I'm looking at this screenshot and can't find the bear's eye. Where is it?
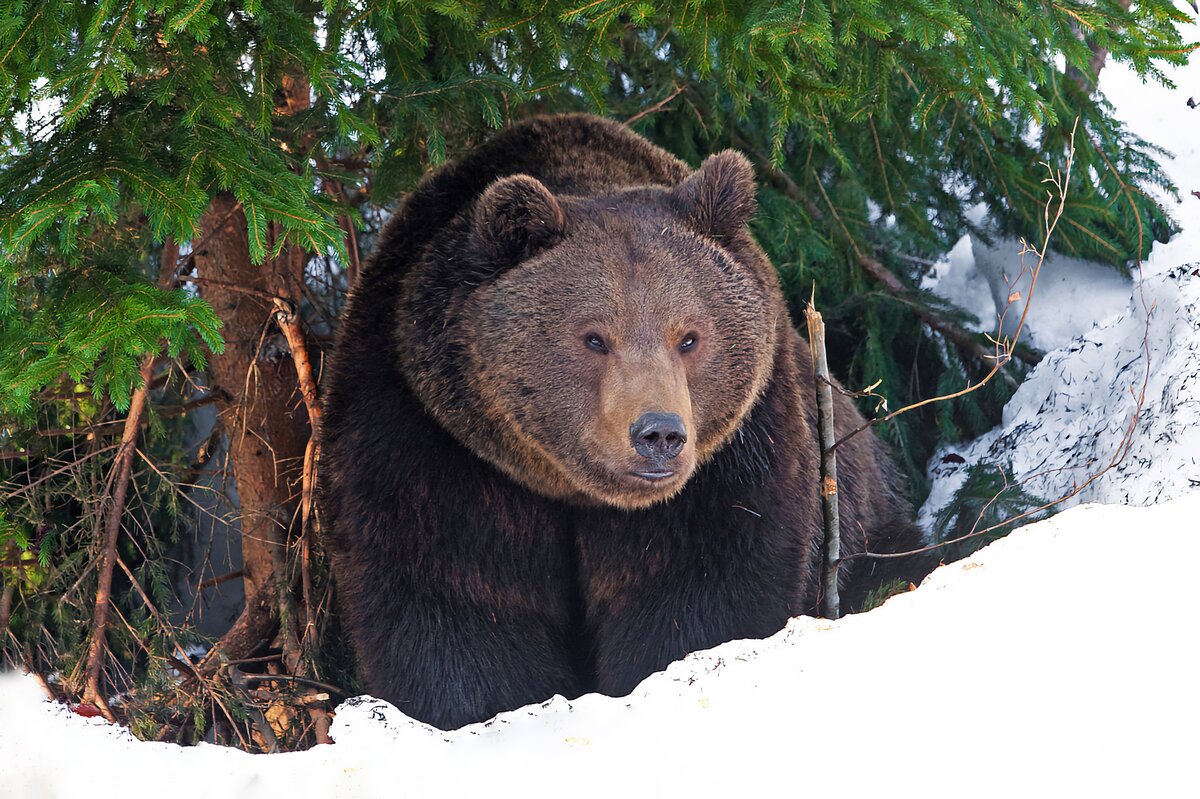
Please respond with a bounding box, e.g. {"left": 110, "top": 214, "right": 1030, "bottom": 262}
{"left": 679, "top": 333, "right": 699, "bottom": 353}
{"left": 584, "top": 333, "right": 609, "bottom": 354}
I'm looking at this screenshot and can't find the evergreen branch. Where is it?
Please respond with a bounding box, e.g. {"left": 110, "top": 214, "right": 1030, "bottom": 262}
{"left": 0, "top": 5, "right": 43, "bottom": 74}
{"left": 60, "top": 0, "right": 138, "bottom": 130}
{"left": 831, "top": 120, "right": 1080, "bottom": 453}
{"left": 167, "top": 0, "right": 215, "bottom": 36}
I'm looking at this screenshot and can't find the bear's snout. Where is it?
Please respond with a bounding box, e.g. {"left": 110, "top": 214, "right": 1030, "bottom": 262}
{"left": 630, "top": 412, "right": 688, "bottom": 460}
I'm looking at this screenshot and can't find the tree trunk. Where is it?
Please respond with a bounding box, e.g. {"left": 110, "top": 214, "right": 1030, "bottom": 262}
{"left": 192, "top": 196, "right": 311, "bottom": 608}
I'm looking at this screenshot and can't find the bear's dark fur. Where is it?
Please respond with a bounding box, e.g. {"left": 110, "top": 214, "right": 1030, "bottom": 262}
{"left": 320, "top": 114, "right": 925, "bottom": 730}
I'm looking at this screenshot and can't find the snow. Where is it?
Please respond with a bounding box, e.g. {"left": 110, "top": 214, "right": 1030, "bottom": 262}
{"left": 919, "top": 263, "right": 1200, "bottom": 530}
{"left": 3, "top": 23, "right": 1199, "bottom": 799}
{"left": 3, "top": 493, "right": 1200, "bottom": 797}
{"left": 921, "top": 233, "right": 1135, "bottom": 353}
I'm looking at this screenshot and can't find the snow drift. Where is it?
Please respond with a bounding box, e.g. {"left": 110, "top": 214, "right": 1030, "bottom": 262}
{"left": 919, "top": 263, "right": 1200, "bottom": 530}
{"left": 3, "top": 493, "right": 1200, "bottom": 799}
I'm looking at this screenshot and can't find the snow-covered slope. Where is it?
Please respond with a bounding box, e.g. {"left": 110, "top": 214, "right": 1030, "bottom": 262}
{"left": 920, "top": 263, "right": 1200, "bottom": 529}
{"left": 3, "top": 493, "right": 1200, "bottom": 799}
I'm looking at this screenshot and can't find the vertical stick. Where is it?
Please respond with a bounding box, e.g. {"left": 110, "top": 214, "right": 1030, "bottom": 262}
{"left": 804, "top": 302, "right": 841, "bottom": 619}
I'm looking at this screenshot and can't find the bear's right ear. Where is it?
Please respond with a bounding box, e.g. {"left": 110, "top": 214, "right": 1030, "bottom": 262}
{"left": 472, "top": 175, "right": 565, "bottom": 267}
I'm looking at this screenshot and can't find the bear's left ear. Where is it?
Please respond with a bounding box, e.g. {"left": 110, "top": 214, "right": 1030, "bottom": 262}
{"left": 472, "top": 174, "right": 565, "bottom": 267}
{"left": 670, "top": 150, "right": 757, "bottom": 241}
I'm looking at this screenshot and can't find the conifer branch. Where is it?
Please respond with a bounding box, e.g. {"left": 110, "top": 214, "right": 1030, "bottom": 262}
{"left": 749, "top": 147, "right": 1038, "bottom": 372}
{"left": 829, "top": 122, "right": 1078, "bottom": 451}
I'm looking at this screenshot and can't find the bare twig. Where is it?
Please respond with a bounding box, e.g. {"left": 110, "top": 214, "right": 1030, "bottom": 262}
{"left": 828, "top": 120, "right": 1079, "bottom": 453}
{"left": 318, "top": 171, "right": 362, "bottom": 288}
{"left": 849, "top": 120, "right": 1155, "bottom": 563}
{"left": 33, "top": 392, "right": 220, "bottom": 439}
{"left": 239, "top": 673, "right": 346, "bottom": 696}
{"left": 198, "top": 569, "right": 244, "bottom": 591}
{"left": 625, "top": 83, "right": 687, "bottom": 126}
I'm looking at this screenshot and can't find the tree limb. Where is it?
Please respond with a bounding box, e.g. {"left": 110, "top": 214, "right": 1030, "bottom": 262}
{"left": 749, "top": 148, "right": 1039, "bottom": 370}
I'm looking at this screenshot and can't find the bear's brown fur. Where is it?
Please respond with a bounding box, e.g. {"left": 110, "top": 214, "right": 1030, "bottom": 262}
{"left": 320, "top": 114, "right": 926, "bottom": 730}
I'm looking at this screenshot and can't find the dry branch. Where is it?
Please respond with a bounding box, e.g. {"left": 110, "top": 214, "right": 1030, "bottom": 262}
{"left": 827, "top": 121, "right": 1080, "bottom": 453}
{"left": 624, "top": 83, "right": 688, "bottom": 126}
{"left": 844, "top": 120, "right": 1155, "bottom": 564}
{"left": 805, "top": 303, "right": 842, "bottom": 619}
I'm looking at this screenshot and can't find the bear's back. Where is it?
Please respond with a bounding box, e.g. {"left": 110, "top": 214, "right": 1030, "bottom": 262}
{"left": 369, "top": 114, "right": 691, "bottom": 284}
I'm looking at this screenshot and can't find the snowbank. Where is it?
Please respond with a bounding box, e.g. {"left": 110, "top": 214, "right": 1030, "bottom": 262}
{"left": 3, "top": 493, "right": 1199, "bottom": 798}
{"left": 919, "top": 263, "right": 1200, "bottom": 529}
{"left": 920, "top": 231, "right": 1136, "bottom": 353}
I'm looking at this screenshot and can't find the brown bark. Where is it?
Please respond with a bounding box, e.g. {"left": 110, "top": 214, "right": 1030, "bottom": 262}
{"left": 1066, "top": 0, "right": 1132, "bottom": 95}
{"left": 80, "top": 337, "right": 154, "bottom": 720}
{"left": 192, "top": 195, "right": 311, "bottom": 605}
{"left": 195, "top": 584, "right": 279, "bottom": 676}
{"left": 0, "top": 581, "right": 14, "bottom": 640}
{"left": 192, "top": 68, "right": 332, "bottom": 745}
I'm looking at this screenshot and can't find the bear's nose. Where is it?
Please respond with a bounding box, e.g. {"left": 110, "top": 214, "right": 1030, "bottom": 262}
{"left": 630, "top": 412, "right": 688, "bottom": 460}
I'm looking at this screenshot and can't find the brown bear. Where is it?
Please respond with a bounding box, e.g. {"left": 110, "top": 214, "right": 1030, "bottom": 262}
{"left": 320, "top": 113, "right": 924, "bottom": 730}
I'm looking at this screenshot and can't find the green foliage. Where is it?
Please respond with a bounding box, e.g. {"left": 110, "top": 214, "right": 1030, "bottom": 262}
{"left": 931, "top": 461, "right": 1054, "bottom": 562}
{"left": 858, "top": 578, "right": 911, "bottom": 613}
{"left": 0, "top": 268, "right": 222, "bottom": 413}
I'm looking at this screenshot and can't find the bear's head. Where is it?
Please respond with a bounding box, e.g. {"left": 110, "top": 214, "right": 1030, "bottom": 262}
{"left": 402, "top": 151, "right": 781, "bottom": 510}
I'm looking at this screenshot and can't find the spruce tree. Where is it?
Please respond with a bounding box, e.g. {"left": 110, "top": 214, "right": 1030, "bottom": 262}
{"left": 0, "top": 1, "right": 1192, "bottom": 748}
